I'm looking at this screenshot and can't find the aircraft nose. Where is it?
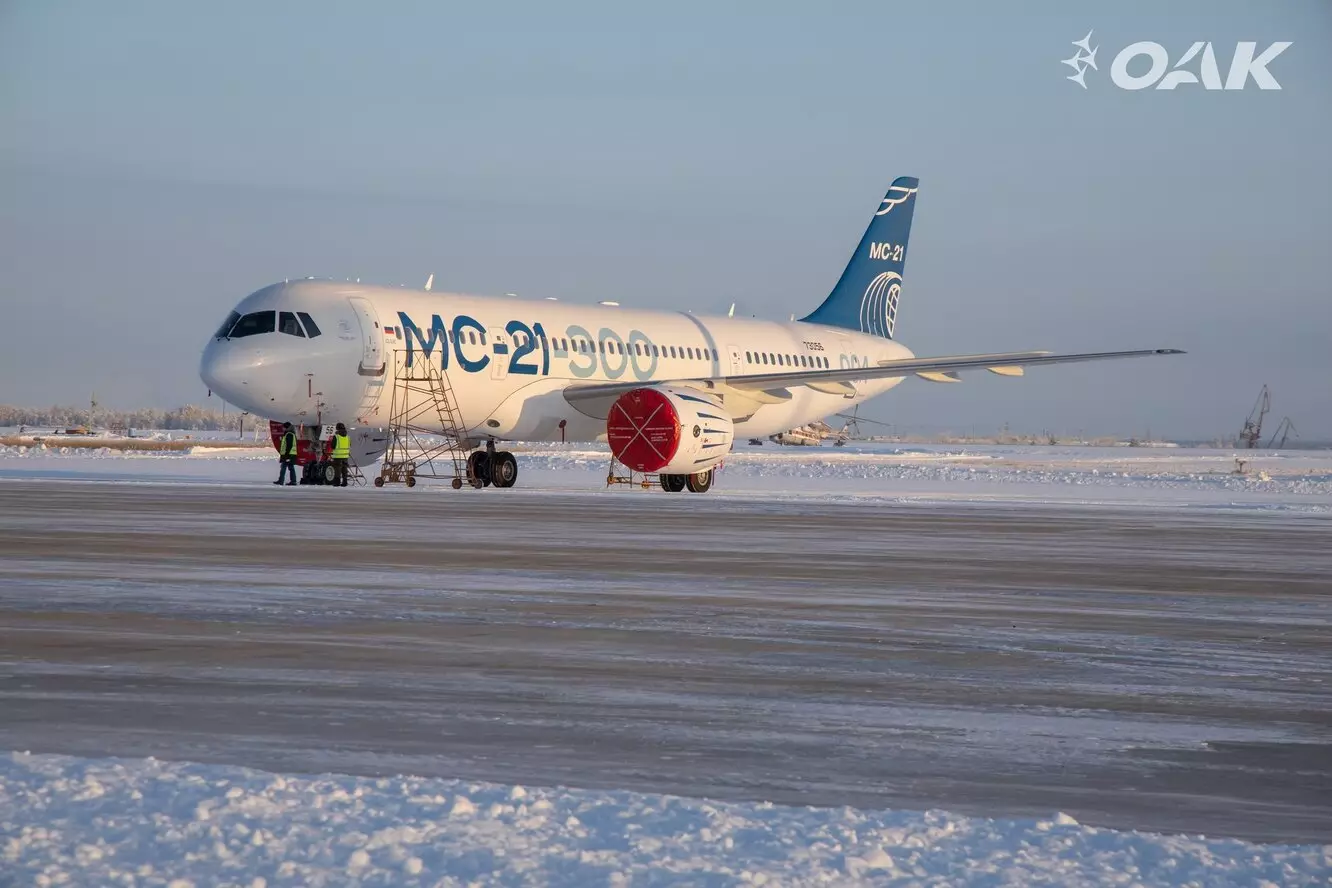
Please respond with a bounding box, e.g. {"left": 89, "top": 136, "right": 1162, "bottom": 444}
{"left": 200, "top": 340, "right": 263, "bottom": 405}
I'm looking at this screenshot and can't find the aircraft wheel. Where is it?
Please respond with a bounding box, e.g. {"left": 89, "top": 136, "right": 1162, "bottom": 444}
{"left": 491, "top": 451, "right": 518, "bottom": 488}
{"left": 660, "top": 473, "right": 686, "bottom": 493}
{"left": 468, "top": 451, "right": 490, "bottom": 488}
{"left": 685, "top": 469, "right": 713, "bottom": 493}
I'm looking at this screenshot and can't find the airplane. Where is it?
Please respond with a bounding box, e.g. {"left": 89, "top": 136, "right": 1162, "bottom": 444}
{"left": 770, "top": 420, "right": 843, "bottom": 447}
{"left": 199, "top": 176, "right": 1182, "bottom": 493}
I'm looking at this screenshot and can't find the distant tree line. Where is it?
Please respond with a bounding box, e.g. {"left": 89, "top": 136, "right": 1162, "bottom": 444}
{"left": 0, "top": 404, "right": 235, "bottom": 431}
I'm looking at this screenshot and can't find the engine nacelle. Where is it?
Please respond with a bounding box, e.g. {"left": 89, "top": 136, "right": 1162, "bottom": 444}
{"left": 607, "top": 386, "right": 735, "bottom": 474}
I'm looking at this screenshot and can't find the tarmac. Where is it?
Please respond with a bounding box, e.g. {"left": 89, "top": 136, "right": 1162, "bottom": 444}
{"left": 1, "top": 479, "right": 1329, "bottom": 842}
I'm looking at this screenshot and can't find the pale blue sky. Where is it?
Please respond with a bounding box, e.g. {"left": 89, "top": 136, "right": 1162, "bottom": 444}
{"left": 3, "top": 1, "right": 1329, "bottom": 437}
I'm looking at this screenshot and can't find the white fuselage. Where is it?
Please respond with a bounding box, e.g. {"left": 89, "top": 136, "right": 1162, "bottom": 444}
{"left": 200, "top": 280, "right": 914, "bottom": 442}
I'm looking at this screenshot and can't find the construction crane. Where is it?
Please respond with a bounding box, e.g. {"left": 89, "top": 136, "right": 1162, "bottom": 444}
{"left": 1265, "top": 417, "right": 1298, "bottom": 449}
{"left": 1238, "top": 385, "right": 1270, "bottom": 448}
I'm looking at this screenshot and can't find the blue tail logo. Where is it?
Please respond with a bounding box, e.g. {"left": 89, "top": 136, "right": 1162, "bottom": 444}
{"left": 800, "top": 176, "right": 919, "bottom": 339}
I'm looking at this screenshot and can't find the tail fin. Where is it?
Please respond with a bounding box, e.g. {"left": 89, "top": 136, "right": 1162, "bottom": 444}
{"left": 799, "top": 176, "right": 919, "bottom": 339}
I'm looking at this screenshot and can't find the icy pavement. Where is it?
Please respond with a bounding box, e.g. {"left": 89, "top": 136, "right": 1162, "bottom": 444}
{"left": 1, "top": 439, "right": 1330, "bottom": 510}
{"left": 3, "top": 753, "right": 1328, "bottom": 888}
{"left": 3, "top": 480, "right": 1330, "bottom": 847}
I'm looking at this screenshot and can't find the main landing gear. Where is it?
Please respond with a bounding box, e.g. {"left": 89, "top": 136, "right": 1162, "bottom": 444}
{"left": 467, "top": 440, "right": 518, "bottom": 489}
{"left": 660, "top": 469, "right": 713, "bottom": 493}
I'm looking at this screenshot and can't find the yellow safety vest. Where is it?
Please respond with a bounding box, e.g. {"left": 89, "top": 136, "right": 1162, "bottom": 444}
{"left": 331, "top": 434, "right": 350, "bottom": 459}
{"left": 279, "top": 432, "right": 297, "bottom": 456}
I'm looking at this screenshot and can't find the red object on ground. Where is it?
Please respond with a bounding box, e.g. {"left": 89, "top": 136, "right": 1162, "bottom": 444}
{"left": 607, "top": 388, "right": 681, "bottom": 472}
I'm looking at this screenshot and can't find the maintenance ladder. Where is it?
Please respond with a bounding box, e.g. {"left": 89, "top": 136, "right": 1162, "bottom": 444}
{"left": 376, "top": 351, "right": 471, "bottom": 489}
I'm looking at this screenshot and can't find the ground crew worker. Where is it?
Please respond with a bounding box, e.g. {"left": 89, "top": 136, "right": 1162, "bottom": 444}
{"left": 275, "top": 422, "right": 298, "bottom": 486}
{"left": 330, "top": 422, "right": 351, "bottom": 487}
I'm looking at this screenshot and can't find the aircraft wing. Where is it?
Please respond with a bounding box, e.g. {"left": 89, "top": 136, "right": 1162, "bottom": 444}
{"left": 563, "top": 348, "right": 1183, "bottom": 419}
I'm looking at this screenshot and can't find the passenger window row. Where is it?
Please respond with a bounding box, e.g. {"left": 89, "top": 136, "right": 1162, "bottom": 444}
{"left": 216, "top": 310, "right": 822, "bottom": 374}
{"left": 496, "top": 333, "right": 721, "bottom": 362}
{"left": 745, "top": 351, "right": 829, "bottom": 369}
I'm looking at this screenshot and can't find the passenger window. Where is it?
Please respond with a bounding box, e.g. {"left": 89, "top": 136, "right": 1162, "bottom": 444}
{"left": 215, "top": 311, "right": 240, "bottom": 338}
{"left": 228, "top": 311, "right": 276, "bottom": 338}
{"left": 296, "top": 312, "right": 321, "bottom": 338}
{"left": 278, "top": 311, "right": 305, "bottom": 337}
{"left": 469, "top": 331, "right": 477, "bottom": 345}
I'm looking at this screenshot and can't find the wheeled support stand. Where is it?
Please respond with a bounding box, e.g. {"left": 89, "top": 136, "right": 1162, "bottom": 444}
{"left": 606, "top": 462, "right": 716, "bottom": 493}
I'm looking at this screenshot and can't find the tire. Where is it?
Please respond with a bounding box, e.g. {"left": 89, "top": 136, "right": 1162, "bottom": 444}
{"left": 406, "top": 475, "right": 416, "bottom": 488}
{"left": 660, "top": 473, "right": 686, "bottom": 493}
{"left": 468, "top": 451, "right": 491, "bottom": 488}
{"left": 685, "top": 469, "right": 713, "bottom": 493}
{"left": 322, "top": 463, "right": 337, "bottom": 485}
{"left": 373, "top": 475, "right": 385, "bottom": 488}
{"left": 491, "top": 451, "right": 518, "bottom": 488}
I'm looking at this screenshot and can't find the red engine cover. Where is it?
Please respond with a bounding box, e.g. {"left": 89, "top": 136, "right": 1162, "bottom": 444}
{"left": 607, "top": 388, "right": 682, "bottom": 472}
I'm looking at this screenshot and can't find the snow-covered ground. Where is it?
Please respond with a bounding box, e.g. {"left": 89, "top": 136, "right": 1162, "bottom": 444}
{"left": 4, "top": 753, "right": 1328, "bottom": 888}
{"left": 1, "top": 436, "right": 1329, "bottom": 511}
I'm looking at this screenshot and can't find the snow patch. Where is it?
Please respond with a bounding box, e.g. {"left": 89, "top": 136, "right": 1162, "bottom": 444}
{"left": 2, "top": 752, "right": 1328, "bottom": 887}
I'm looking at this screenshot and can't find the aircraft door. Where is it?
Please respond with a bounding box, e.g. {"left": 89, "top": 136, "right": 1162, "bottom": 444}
{"left": 348, "top": 297, "right": 385, "bottom": 376}
{"left": 726, "top": 344, "right": 744, "bottom": 377}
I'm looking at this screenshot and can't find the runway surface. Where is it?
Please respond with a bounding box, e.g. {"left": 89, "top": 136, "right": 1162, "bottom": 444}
{"left": 1, "top": 479, "right": 1329, "bottom": 843}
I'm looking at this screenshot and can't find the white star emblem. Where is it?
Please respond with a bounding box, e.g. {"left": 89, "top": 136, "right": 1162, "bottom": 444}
{"left": 1063, "top": 30, "right": 1099, "bottom": 89}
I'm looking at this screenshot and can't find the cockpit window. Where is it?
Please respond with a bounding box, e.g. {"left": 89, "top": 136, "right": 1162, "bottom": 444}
{"left": 297, "top": 312, "right": 321, "bottom": 338}
{"left": 228, "top": 311, "right": 276, "bottom": 338}
{"left": 278, "top": 311, "right": 306, "bottom": 337}
{"left": 215, "top": 311, "right": 241, "bottom": 338}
